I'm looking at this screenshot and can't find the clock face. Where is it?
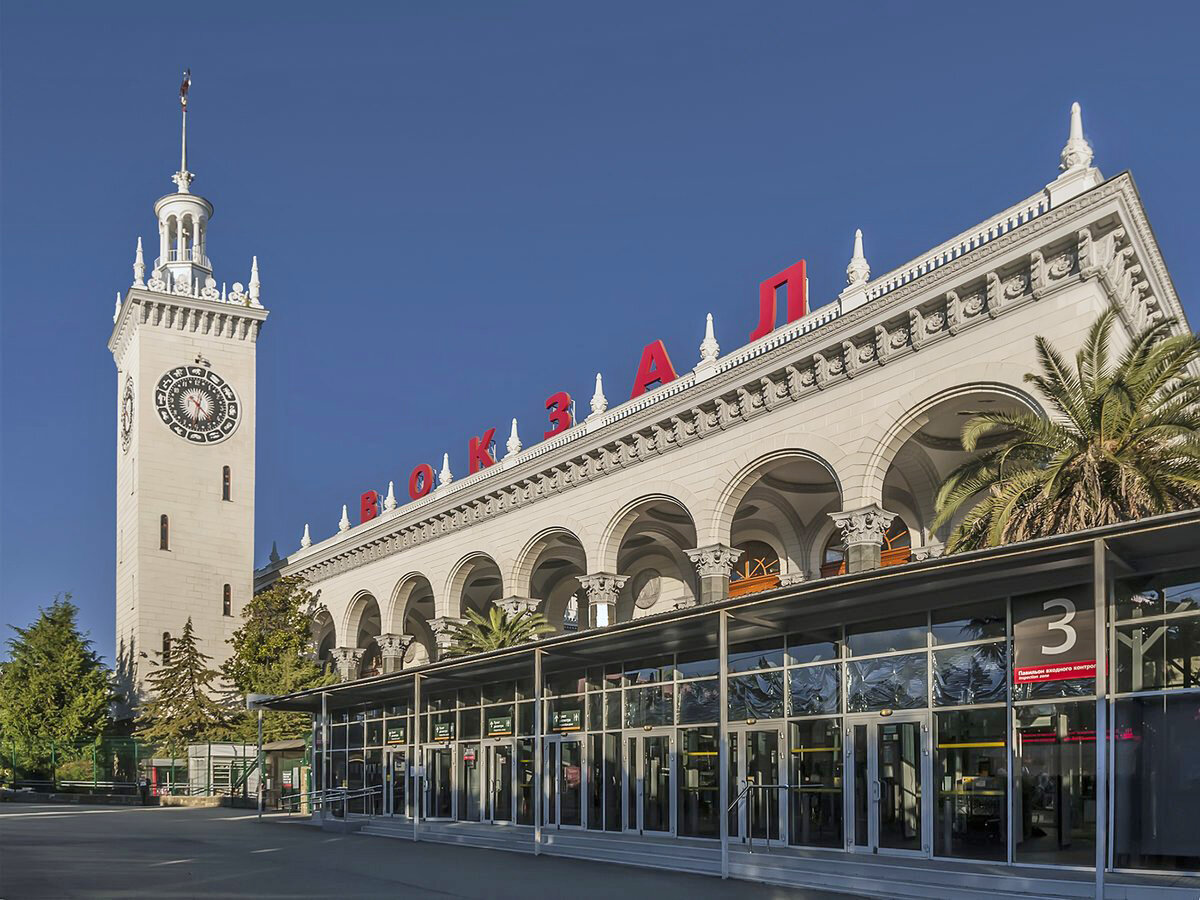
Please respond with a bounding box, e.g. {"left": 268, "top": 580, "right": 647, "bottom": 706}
{"left": 120, "top": 376, "right": 135, "bottom": 454}
{"left": 154, "top": 365, "right": 240, "bottom": 444}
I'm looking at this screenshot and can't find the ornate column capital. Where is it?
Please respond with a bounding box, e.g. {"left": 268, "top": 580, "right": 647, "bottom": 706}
{"left": 830, "top": 504, "right": 896, "bottom": 547}
{"left": 428, "top": 616, "right": 464, "bottom": 657}
{"left": 495, "top": 596, "right": 541, "bottom": 618}
{"left": 685, "top": 543, "right": 743, "bottom": 579}
{"left": 577, "top": 573, "right": 628, "bottom": 629}
{"left": 329, "top": 646, "right": 362, "bottom": 682}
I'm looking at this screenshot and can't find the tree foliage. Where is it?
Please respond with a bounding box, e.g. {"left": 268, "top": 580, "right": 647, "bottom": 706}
{"left": 221, "top": 575, "right": 336, "bottom": 743}
{"left": 136, "top": 618, "right": 231, "bottom": 757}
{"left": 934, "top": 308, "right": 1200, "bottom": 552}
{"left": 0, "top": 596, "right": 112, "bottom": 771}
{"left": 443, "top": 606, "right": 556, "bottom": 657}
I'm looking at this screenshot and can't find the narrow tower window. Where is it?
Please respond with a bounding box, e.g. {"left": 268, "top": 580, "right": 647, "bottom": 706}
{"left": 162, "top": 632, "right": 172, "bottom": 663}
{"left": 222, "top": 466, "right": 232, "bottom": 501}
{"left": 160, "top": 514, "right": 170, "bottom": 550}
{"left": 223, "top": 584, "right": 232, "bottom": 617}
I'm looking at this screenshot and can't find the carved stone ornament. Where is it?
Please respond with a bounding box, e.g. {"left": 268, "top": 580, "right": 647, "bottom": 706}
{"left": 377, "top": 632, "right": 415, "bottom": 659}
{"left": 1048, "top": 252, "right": 1075, "bottom": 279}
{"left": 685, "top": 543, "right": 743, "bottom": 578}
{"left": 147, "top": 270, "right": 167, "bottom": 293}
{"left": 962, "top": 291, "right": 985, "bottom": 316}
{"left": 925, "top": 311, "right": 946, "bottom": 334}
{"left": 631, "top": 570, "right": 662, "bottom": 610}
{"left": 329, "top": 646, "right": 363, "bottom": 680}
{"left": 830, "top": 504, "right": 897, "bottom": 547}
{"left": 495, "top": 596, "right": 541, "bottom": 617}
{"left": 1003, "top": 274, "right": 1027, "bottom": 299}
{"left": 577, "top": 573, "right": 629, "bottom": 605}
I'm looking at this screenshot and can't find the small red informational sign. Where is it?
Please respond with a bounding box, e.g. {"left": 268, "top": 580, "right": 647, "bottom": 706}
{"left": 463, "top": 749, "right": 476, "bottom": 763}
{"left": 1013, "top": 660, "right": 1097, "bottom": 684}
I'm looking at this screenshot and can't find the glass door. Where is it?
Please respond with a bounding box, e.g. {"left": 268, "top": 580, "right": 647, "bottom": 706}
{"left": 485, "top": 741, "right": 515, "bottom": 823}
{"left": 623, "top": 731, "right": 674, "bottom": 835}
{"left": 544, "top": 736, "right": 585, "bottom": 828}
{"left": 385, "top": 748, "right": 408, "bottom": 817}
{"left": 729, "top": 726, "right": 785, "bottom": 844}
{"left": 425, "top": 745, "right": 454, "bottom": 820}
{"left": 457, "top": 742, "right": 481, "bottom": 821}
{"left": 846, "top": 714, "right": 928, "bottom": 856}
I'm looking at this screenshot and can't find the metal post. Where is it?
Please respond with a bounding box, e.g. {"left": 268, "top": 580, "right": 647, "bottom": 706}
{"left": 320, "top": 692, "right": 329, "bottom": 822}
{"left": 719, "top": 610, "right": 730, "bottom": 878}
{"left": 257, "top": 708, "right": 264, "bottom": 820}
{"left": 534, "top": 647, "right": 543, "bottom": 856}
{"left": 92, "top": 746, "right": 97, "bottom": 792}
{"left": 413, "top": 673, "right": 421, "bottom": 843}
{"left": 1093, "top": 539, "right": 1108, "bottom": 900}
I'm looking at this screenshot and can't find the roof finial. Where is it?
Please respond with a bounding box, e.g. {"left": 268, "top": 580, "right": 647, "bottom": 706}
{"left": 383, "top": 480, "right": 397, "bottom": 511}
{"left": 133, "top": 237, "right": 145, "bottom": 287}
{"left": 113, "top": 291, "right": 122, "bottom": 323}
{"left": 589, "top": 372, "right": 608, "bottom": 419}
{"left": 438, "top": 452, "right": 454, "bottom": 487}
{"left": 249, "top": 256, "right": 261, "bottom": 306}
{"left": 269, "top": 540, "right": 281, "bottom": 563}
{"left": 300, "top": 523, "right": 312, "bottom": 549}
{"left": 699, "top": 313, "right": 719, "bottom": 365}
{"left": 846, "top": 228, "right": 870, "bottom": 286}
{"left": 172, "top": 69, "right": 194, "bottom": 193}
{"left": 505, "top": 418, "right": 522, "bottom": 458}
{"left": 338, "top": 504, "right": 351, "bottom": 533}
{"left": 1060, "top": 101, "right": 1093, "bottom": 172}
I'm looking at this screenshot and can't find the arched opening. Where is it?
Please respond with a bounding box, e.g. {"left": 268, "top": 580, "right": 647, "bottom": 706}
{"left": 450, "top": 554, "right": 504, "bottom": 619}
{"left": 311, "top": 608, "right": 336, "bottom": 670}
{"left": 607, "top": 497, "right": 698, "bottom": 622}
{"left": 389, "top": 573, "right": 437, "bottom": 669}
{"left": 346, "top": 593, "right": 382, "bottom": 678}
{"left": 721, "top": 452, "right": 842, "bottom": 590}
{"left": 821, "top": 516, "right": 912, "bottom": 577}
{"left": 522, "top": 529, "right": 587, "bottom": 634}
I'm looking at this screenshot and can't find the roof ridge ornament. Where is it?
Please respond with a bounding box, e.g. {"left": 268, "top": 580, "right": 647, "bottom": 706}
{"left": 505, "top": 418, "right": 522, "bottom": 458}
{"left": 300, "top": 523, "right": 312, "bottom": 548}
{"left": 699, "top": 313, "right": 719, "bottom": 365}
{"left": 438, "top": 453, "right": 454, "bottom": 487}
{"left": 1060, "top": 101, "right": 1093, "bottom": 172}
{"left": 338, "top": 505, "right": 351, "bottom": 533}
{"left": 1047, "top": 101, "right": 1102, "bottom": 206}
{"left": 588, "top": 372, "right": 608, "bottom": 419}
{"left": 133, "top": 237, "right": 145, "bottom": 287}
{"left": 171, "top": 69, "right": 194, "bottom": 194}
{"left": 383, "top": 481, "right": 397, "bottom": 511}
{"left": 838, "top": 228, "right": 871, "bottom": 313}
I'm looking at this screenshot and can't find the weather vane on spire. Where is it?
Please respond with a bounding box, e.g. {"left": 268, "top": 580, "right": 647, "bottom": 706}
{"left": 172, "top": 68, "right": 194, "bottom": 194}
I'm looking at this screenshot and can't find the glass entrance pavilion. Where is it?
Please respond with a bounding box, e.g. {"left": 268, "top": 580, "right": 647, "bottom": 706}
{"left": 266, "top": 511, "right": 1200, "bottom": 895}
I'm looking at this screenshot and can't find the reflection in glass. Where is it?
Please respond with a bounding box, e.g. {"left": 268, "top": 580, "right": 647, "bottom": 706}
{"left": 788, "top": 629, "right": 841, "bottom": 665}
{"left": 559, "top": 739, "right": 583, "bottom": 826}
{"left": 624, "top": 685, "right": 673, "bottom": 728}
{"left": 588, "top": 733, "right": 603, "bottom": 831}
{"left": 1013, "top": 676, "right": 1094, "bottom": 702}
{"left": 788, "top": 665, "right": 840, "bottom": 716}
{"left": 932, "top": 600, "right": 1006, "bottom": 645}
{"left": 1115, "top": 619, "right": 1200, "bottom": 692}
{"left": 846, "top": 614, "right": 928, "bottom": 656}
{"left": 744, "top": 730, "right": 780, "bottom": 841}
{"left": 490, "top": 743, "right": 513, "bottom": 823}
{"left": 677, "top": 679, "right": 719, "bottom": 724}
{"left": 604, "top": 733, "right": 622, "bottom": 831}
{"left": 1115, "top": 568, "right": 1200, "bottom": 620}
{"left": 877, "top": 720, "right": 922, "bottom": 851}
{"left": 728, "top": 671, "right": 785, "bottom": 721}
{"left": 517, "top": 739, "right": 535, "bottom": 825}
{"left": 788, "top": 719, "right": 842, "bottom": 848}
{"left": 678, "top": 727, "right": 720, "bottom": 837}
{"left": 427, "top": 746, "right": 453, "bottom": 818}
{"left": 935, "top": 709, "right": 1006, "bottom": 860}
{"left": 1014, "top": 703, "right": 1095, "bottom": 866}
{"left": 623, "top": 656, "right": 673, "bottom": 685}
{"left": 933, "top": 643, "right": 1007, "bottom": 706}
{"left": 643, "top": 735, "right": 671, "bottom": 832}
{"left": 675, "top": 649, "right": 719, "bottom": 678}
{"left": 847, "top": 653, "right": 928, "bottom": 712}
{"left": 1114, "top": 694, "right": 1200, "bottom": 871}
{"left": 728, "top": 638, "right": 786, "bottom": 673}
{"left": 457, "top": 742, "right": 480, "bottom": 821}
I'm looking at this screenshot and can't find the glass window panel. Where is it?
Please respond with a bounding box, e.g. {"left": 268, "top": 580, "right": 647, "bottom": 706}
{"left": 602, "top": 666, "right": 624, "bottom": 689}
{"left": 788, "top": 719, "right": 842, "bottom": 848}
{"left": 604, "top": 691, "right": 622, "bottom": 730}
{"left": 624, "top": 685, "right": 673, "bottom": 728}
{"left": 516, "top": 701, "right": 534, "bottom": 736}
{"left": 515, "top": 678, "right": 534, "bottom": 700}
{"left": 787, "top": 629, "right": 840, "bottom": 665}
{"left": 365, "top": 719, "right": 383, "bottom": 747}
{"left": 788, "top": 664, "right": 840, "bottom": 716}
{"left": 677, "top": 727, "right": 720, "bottom": 838}
{"left": 933, "top": 643, "right": 1007, "bottom": 706}
{"left": 623, "top": 656, "right": 673, "bottom": 685}
{"left": 932, "top": 600, "right": 1006, "bottom": 645}
{"left": 728, "top": 637, "right": 785, "bottom": 673}
{"left": 545, "top": 670, "right": 586, "bottom": 696}
{"left": 1114, "top": 694, "right": 1200, "bottom": 871}
{"left": 846, "top": 614, "right": 928, "bottom": 656}
{"left": 364, "top": 707, "right": 383, "bottom": 719}
{"left": 1116, "top": 568, "right": 1200, "bottom": 621}
{"left": 675, "top": 648, "right": 719, "bottom": 679}
{"left": 1115, "top": 617, "right": 1200, "bottom": 693}
{"left": 426, "top": 691, "right": 455, "bottom": 711}
{"left": 347, "top": 722, "right": 364, "bottom": 749}
{"left": 586, "top": 667, "right": 604, "bottom": 691}
{"left": 728, "top": 671, "right": 785, "bottom": 721}
{"left": 587, "top": 693, "right": 603, "bottom": 731}
{"left": 934, "top": 708, "right": 1007, "bottom": 860}
{"left": 847, "top": 653, "right": 928, "bottom": 712}
{"left": 1014, "top": 702, "right": 1096, "bottom": 866}
{"left": 676, "top": 679, "right": 719, "bottom": 724}
{"left": 458, "top": 707, "right": 481, "bottom": 741}
{"left": 1013, "top": 674, "right": 1094, "bottom": 702}
{"left": 385, "top": 702, "right": 409, "bottom": 716}
{"left": 484, "top": 704, "right": 515, "bottom": 737}
{"left": 457, "top": 686, "right": 481, "bottom": 707}
{"left": 548, "top": 696, "right": 585, "bottom": 733}
{"left": 331, "top": 724, "right": 347, "bottom": 751}
{"left": 482, "top": 681, "right": 514, "bottom": 704}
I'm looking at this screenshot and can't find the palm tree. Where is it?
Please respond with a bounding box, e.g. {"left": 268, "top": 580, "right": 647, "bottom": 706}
{"left": 933, "top": 308, "right": 1200, "bottom": 553}
{"left": 443, "top": 606, "right": 556, "bottom": 657}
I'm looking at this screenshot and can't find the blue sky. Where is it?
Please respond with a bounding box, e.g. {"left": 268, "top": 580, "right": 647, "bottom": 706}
{"left": 2, "top": 1, "right": 1198, "bottom": 665}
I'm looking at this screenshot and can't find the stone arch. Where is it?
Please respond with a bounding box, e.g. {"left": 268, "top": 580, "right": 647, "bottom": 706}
{"left": 341, "top": 590, "right": 381, "bottom": 646}
{"left": 597, "top": 486, "right": 704, "bottom": 573}
{"left": 384, "top": 571, "right": 436, "bottom": 635}
{"left": 509, "top": 522, "right": 590, "bottom": 596}
{"left": 311, "top": 606, "right": 336, "bottom": 665}
{"left": 847, "top": 374, "right": 1045, "bottom": 511}
{"left": 445, "top": 551, "right": 505, "bottom": 618}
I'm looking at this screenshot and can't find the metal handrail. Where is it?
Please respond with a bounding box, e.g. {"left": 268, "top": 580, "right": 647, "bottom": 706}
{"left": 317, "top": 785, "right": 385, "bottom": 817}
{"left": 726, "top": 781, "right": 791, "bottom": 854}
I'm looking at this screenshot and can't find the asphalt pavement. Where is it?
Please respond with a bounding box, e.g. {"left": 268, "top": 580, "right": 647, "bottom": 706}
{"left": 0, "top": 802, "right": 853, "bottom": 899}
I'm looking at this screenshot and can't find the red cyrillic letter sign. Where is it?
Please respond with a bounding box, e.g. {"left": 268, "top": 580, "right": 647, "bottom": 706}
{"left": 544, "top": 391, "right": 572, "bottom": 439}
{"left": 360, "top": 490, "right": 379, "bottom": 524}
{"left": 409, "top": 463, "right": 434, "bottom": 500}
{"left": 468, "top": 428, "right": 496, "bottom": 474}
{"left": 750, "top": 259, "right": 807, "bottom": 341}
{"left": 630, "top": 340, "right": 678, "bottom": 399}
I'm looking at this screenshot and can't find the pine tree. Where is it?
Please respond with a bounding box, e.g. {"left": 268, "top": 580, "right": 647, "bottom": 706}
{"left": 136, "top": 618, "right": 231, "bottom": 757}
{"left": 0, "top": 596, "right": 112, "bottom": 776}
{"left": 221, "top": 575, "right": 337, "bottom": 743}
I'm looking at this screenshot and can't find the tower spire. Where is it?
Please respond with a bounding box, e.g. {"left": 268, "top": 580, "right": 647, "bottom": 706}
{"left": 172, "top": 69, "right": 194, "bottom": 194}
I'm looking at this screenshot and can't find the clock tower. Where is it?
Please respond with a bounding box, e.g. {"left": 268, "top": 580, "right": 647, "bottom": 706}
{"left": 108, "top": 76, "right": 268, "bottom": 709}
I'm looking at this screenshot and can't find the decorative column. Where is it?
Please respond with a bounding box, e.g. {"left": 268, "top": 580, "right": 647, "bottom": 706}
{"left": 686, "top": 544, "right": 743, "bottom": 605}
{"left": 495, "top": 596, "right": 541, "bottom": 619}
{"left": 376, "top": 633, "right": 415, "bottom": 674}
{"left": 577, "top": 573, "right": 628, "bottom": 629}
{"left": 329, "top": 646, "right": 362, "bottom": 682}
{"left": 829, "top": 504, "right": 897, "bottom": 573}
{"left": 428, "top": 616, "right": 464, "bottom": 659}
